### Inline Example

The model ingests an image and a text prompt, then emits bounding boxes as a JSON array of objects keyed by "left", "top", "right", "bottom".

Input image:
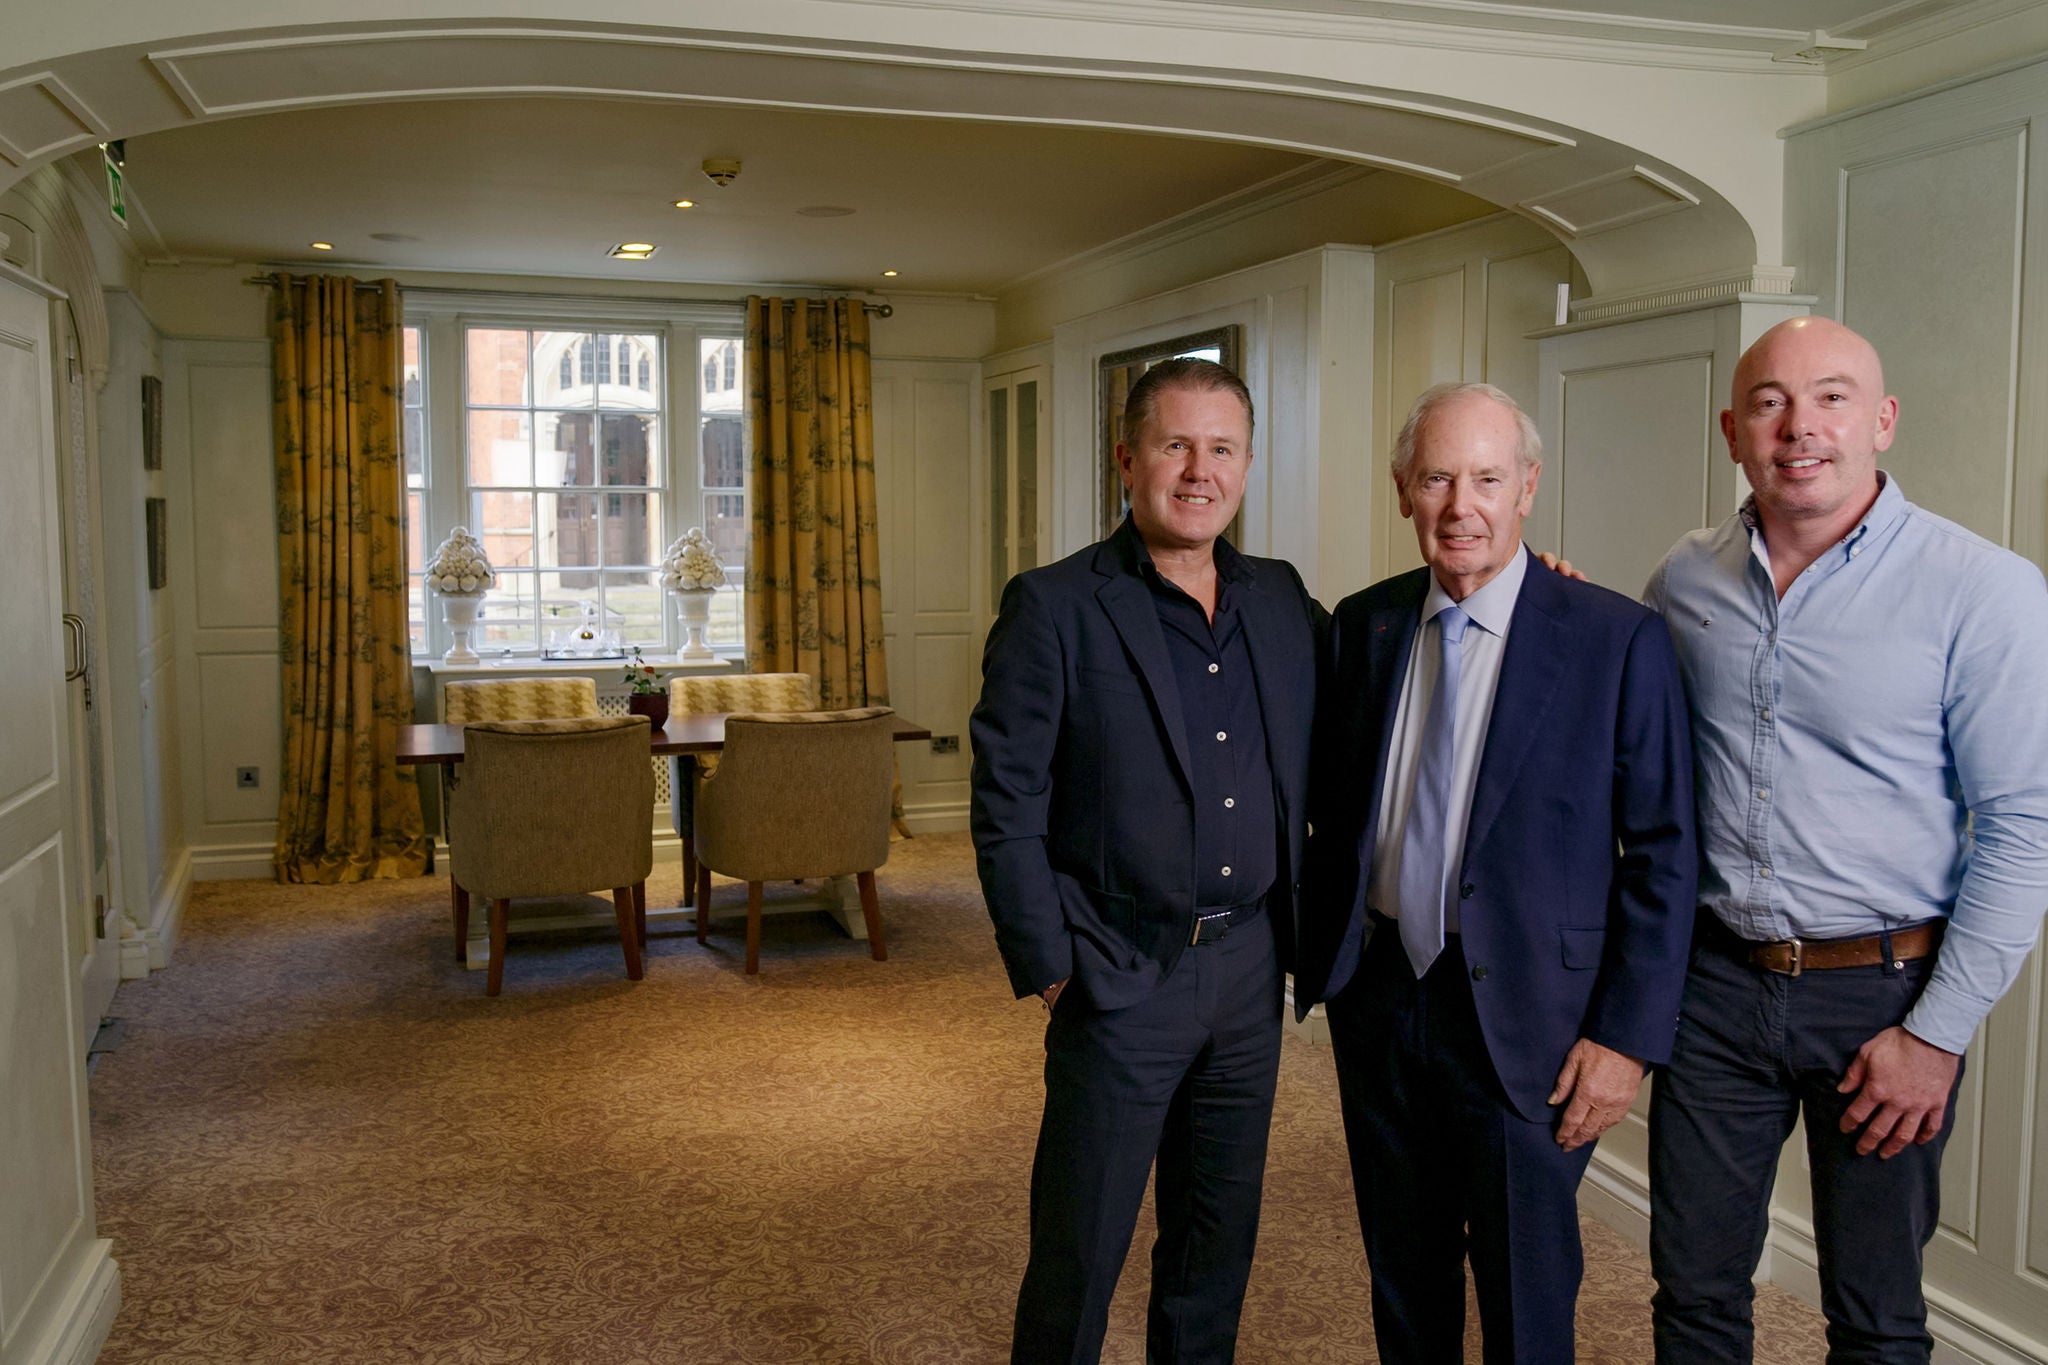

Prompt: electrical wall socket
[
  {"left": 930, "top": 735, "right": 960, "bottom": 755},
  {"left": 235, "top": 766, "right": 260, "bottom": 790}
]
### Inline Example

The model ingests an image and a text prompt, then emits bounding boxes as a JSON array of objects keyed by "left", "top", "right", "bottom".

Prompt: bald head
[{"left": 1721, "top": 315, "right": 1897, "bottom": 542}]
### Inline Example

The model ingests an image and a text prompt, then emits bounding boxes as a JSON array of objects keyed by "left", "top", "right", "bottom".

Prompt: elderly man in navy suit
[
  {"left": 1297, "top": 382, "right": 1697, "bottom": 1363},
  {"left": 971, "top": 358, "right": 1320, "bottom": 1364}
]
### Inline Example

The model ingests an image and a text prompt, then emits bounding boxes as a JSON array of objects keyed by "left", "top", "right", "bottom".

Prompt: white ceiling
[
  {"left": 108, "top": 1, "right": 1939, "bottom": 296},
  {"left": 117, "top": 97, "right": 1500, "bottom": 295}
]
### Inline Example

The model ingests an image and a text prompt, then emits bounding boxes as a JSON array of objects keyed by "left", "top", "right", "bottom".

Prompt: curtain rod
[{"left": 242, "top": 274, "right": 893, "bottom": 317}]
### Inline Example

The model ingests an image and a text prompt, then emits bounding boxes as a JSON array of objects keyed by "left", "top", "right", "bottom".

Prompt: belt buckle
[
  {"left": 1769, "top": 937, "right": 1804, "bottom": 977},
  {"left": 1190, "top": 911, "right": 1229, "bottom": 946}
]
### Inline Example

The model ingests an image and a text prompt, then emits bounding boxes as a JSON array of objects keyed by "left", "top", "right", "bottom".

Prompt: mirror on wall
[{"left": 1097, "top": 325, "right": 1243, "bottom": 542}]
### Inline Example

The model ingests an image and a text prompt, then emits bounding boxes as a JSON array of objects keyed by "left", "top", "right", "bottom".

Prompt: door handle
[{"left": 62, "top": 612, "right": 87, "bottom": 681}]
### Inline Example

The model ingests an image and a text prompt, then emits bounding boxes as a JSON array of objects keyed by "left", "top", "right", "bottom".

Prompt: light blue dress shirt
[
  {"left": 1371, "top": 545, "right": 1529, "bottom": 936},
  {"left": 1643, "top": 475, "right": 2048, "bottom": 1053}
]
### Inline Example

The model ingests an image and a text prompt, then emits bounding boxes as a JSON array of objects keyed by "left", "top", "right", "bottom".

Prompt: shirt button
[
  {"left": 1221, "top": 865, "right": 1232, "bottom": 877},
  {"left": 1757, "top": 789, "right": 1769, "bottom": 800},
  {"left": 1761, "top": 709, "right": 1772, "bottom": 721},
  {"left": 1224, "top": 798, "right": 1235, "bottom": 809},
  {"left": 1208, "top": 663, "right": 1219, "bottom": 673},
  {"left": 1759, "top": 867, "right": 1773, "bottom": 879},
  {"left": 1216, "top": 731, "right": 1228, "bottom": 742}
]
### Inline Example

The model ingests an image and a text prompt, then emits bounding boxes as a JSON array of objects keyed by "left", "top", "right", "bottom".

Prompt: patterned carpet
[{"left": 90, "top": 832, "right": 1829, "bottom": 1363}]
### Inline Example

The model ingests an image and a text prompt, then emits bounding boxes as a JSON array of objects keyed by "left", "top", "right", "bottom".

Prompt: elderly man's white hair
[{"left": 1391, "top": 382, "right": 1542, "bottom": 481}]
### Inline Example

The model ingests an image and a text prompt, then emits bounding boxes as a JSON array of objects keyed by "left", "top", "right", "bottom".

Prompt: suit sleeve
[
  {"left": 1586, "top": 609, "right": 1698, "bottom": 1065},
  {"left": 969, "top": 573, "right": 1073, "bottom": 999}
]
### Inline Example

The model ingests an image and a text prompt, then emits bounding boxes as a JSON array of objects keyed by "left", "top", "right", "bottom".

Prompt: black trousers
[
  {"left": 1012, "top": 911, "right": 1282, "bottom": 1365},
  {"left": 1328, "top": 925, "right": 1596, "bottom": 1365},
  {"left": 1650, "top": 930, "right": 1960, "bottom": 1364}
]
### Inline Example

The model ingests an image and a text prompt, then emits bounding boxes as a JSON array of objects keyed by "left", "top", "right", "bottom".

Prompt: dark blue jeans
[
  {"left": 1649, "top": 931, "right": 1961, "bottom": 1364},
  {"left": 1012, "top": 911, "right": 1282, "bottom": 1365}
]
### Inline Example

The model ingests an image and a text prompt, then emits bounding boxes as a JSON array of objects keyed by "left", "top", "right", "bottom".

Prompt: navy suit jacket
[
  {"left": 970, "top": 522, "right": 1320, "bottom": 1011},
  {"left": 1297, "top": 549, "right": 1697, "bottom": 1120}
]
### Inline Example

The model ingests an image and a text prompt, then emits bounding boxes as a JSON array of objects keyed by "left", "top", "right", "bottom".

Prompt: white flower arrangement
[
  {"left": 424, "top": 527, "right": 497, "bottom": 596},
  {"left": 660, "top": 528, "right": 728, "bottom": 591}
]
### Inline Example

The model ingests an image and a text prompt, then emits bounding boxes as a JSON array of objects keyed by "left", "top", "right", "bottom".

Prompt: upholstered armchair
[
  {"left": 448, "top": 717, "right": 655, "bottom": 996},
  {"left": 443, "top": 676, "right": 600, "bottom": 723},
  {"left": 692, "top": 706, "right": 895, "bottom": 974},
  {"left": 666, "top": 672, "right": 818, "bottom": 906}
]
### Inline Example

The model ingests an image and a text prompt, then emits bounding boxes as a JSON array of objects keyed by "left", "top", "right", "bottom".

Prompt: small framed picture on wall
[
  {"left": 141, "top": 374, "right": 163, "bottom": 471},
  {"left": 146, "top": 497, "right": 167, "bottom": 589}
]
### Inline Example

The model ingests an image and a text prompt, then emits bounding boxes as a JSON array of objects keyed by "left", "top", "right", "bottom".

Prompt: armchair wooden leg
[
  {"left": 487, "top": 898, "right": 510, "bottom": 996},
  {"left": 695, "top": 864, "right": 713, "bottom": 942},
  {"left": 858, "top": 870, "right": 887, "bottom": 961},
  {"left": 452, "top": 880, "right": 470, "bottom": 962},
  {"left": 745, "top": 881, "right": 764, "bottom": 975},
  {"left": 681, "top": 837, "right": 696, "bottom": 907},
  {"left": 614, "top": 886, "right": 645, "bottom": 981},
  {"left": 633, "top": 880, "right": 647, "bottom": 950}
]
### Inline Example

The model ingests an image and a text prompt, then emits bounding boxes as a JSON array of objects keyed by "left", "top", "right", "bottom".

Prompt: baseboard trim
[
  {"left": 188, "top": 841, "right": 275, "bottom": 881},
  {"left": 138, "top": 846, "right": 195, "bottom": 972},
  {"left": 1580, "top": 1151, "right": 1653, "bottom": 1253},
  {"left": 902, "top": 802, "right": 968, "bottom": 835},
  {"left": 18, "top": 1239, "right": 119, "bottom": 1365}
]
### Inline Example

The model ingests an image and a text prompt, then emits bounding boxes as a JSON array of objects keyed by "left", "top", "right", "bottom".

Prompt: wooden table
[
  {"left": 397, "top": 712, "right": 932, "bottom": 764},
  {"left": 399, "top": 712, "right": 932, "bottom": 966}
]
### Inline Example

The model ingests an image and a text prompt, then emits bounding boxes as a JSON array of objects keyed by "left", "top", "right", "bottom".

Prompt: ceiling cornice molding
[
  {"left": 807, "top": 0, "right": 1835, "bottom": 73},
  {"left": 995, "top": 161, "right": 1381, "bottom": 294},
  {"left": 1815, "top": 0, "right": 2047, "bottom": 76}
]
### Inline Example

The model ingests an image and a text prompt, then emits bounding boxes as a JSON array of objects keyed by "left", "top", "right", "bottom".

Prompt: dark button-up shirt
[{"left": 1139, "top": 538, "right": 1277, "bottom": 910}]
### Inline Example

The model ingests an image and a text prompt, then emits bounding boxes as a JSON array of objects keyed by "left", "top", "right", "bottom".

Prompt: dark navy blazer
[
  {"left": 1297, "top": 549, "right": 1698, "bottom": 1120},
  {"left": 970, "top": 523, "right": 1321, "bottom": 1012}
]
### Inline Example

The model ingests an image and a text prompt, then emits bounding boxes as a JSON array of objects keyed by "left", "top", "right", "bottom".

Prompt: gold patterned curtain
[
  {"left": 744, "top": 297, "right": 890, "bottom": 708},
  {"left": 270, "top": 275, "right": 429, "bottom": 883}
]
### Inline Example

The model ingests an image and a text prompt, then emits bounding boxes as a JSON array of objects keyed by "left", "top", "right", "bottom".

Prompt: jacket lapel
[
  {"left": 1461, "top": 552, "right": 1568, "bottom": 864},
  {"left": 1357, "top": 570, "right": 1427, "bottom": 861},
  {"left": 1094, "top": 540, "right": 1195, "bottom": 797}
]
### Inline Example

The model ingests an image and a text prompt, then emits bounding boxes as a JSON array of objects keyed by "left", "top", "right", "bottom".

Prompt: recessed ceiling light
[
  {"left": 881, "top": 270, "right": 899, "bottom": 278},
  {"left": 310, "top": 241, "right": 334, "bottom": 251},
  {"left": 796, "top": 205, "right": 856, "bottom": 218},
  {"left": 609, "top": 242, "right": 659, "bottom": 260},
  {"left": 673, "top": 199, "right": 696, "bottom": 209}
]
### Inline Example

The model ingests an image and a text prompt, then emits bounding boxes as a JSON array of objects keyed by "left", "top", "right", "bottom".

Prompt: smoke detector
[{"left": 702, "top": 158, "right": 742, "bottom": 188}]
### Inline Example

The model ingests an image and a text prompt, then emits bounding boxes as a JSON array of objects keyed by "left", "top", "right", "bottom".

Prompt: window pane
[
  {"left": 473, "top": 490, "right": 535, "bottom": 570},
  {"left": 544, "top": 492, "right": 599, "bottom": 573},
  {"left": 407, "top": 576, "right": 425, "bottom": 651},
  {"left": 604, "top": 569, "right": 663, "bottom": 645},
  {"left": 466, "top": 328, "right": 529, "bottom": 406},
  {"left": 406, "top": 491, "right": 423, "bottom": 571},
  {"left": 704, "top": 493, "right": 746, "bottom": 568},
  {"left": 539, "top": 572, "right": 616, "bottom": 638},
  {"left": 468, "top": 410, "right": 531, "bottom": 486},
  {"left": 701, "top": 337, "right": 741, "bottom": 412},
  {"left": 601, "top": 413, "right": 657, "bottom": 487},
  {"left": 532, "top": 331, "right": 591, "bottom": 408},
  {"left": 537, "top": 411, "right": 595, "bottom": 486},
  {"left": 701, "top": 413, "right": 743, "bottom": 489},
  {"left": 705, "top": 586, "right": 743, "bottom": 647},
  {"left": 403, "top": 407, "right": 425, "bottom": 482},
  {"left": 601, "top": 491, "right": 655, "bottom": 568},
  {"left": 474, "top": 574, "right": 537, "bottom": 652},
  {"left": 600, "top": 334, "right": 660, "bottom": 409}
]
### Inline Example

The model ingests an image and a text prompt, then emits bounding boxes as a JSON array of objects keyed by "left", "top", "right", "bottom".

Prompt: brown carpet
[{"left": 91, "top": 832, "right": 1828, "bottom": 1363}]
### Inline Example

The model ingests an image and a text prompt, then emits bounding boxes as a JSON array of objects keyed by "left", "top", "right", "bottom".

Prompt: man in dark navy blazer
[
  {"left": 1297, "top": 382, "right": 1696, "bottom": 1363},
  {"left": 971, "top": 359, "right": 1319, "bottom": 1364}
]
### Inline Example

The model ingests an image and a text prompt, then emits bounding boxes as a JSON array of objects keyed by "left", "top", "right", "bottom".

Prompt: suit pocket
[
  {"left": 1560, "top": 926, "right": 1607, "bottom": 970},
  {"left": 1078, "top": 665, "right": 1145, "bottom": 698}
]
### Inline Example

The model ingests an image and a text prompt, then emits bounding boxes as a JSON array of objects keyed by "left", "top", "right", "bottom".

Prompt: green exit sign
[{"left": 102, "top": 143, "right": 126, "bottom": 228}]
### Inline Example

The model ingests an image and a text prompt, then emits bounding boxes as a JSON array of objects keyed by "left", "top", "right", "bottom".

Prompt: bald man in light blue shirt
[{"left": 1643, "top": 317, "right": 2048, "bottom": 1364}]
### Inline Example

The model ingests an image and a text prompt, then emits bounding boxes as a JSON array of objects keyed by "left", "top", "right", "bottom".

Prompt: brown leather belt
[{"left": 1743, "top": 922, "right": 1944, "bottom": 977}]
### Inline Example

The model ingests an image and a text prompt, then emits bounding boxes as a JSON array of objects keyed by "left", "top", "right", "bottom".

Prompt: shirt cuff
[{"left": 1902, "top": 977, "right": 1984, "bottom": 1056}]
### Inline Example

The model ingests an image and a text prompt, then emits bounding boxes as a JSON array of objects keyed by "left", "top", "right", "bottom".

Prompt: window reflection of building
[{"left": 551, "top": 411, "right": 651, "bottom": 587}]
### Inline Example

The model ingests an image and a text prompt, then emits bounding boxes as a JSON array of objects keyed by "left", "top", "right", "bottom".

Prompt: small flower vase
[
  {"left": 440, "top": 591, "right": 484, "bottom": 665},
  {"left": 627, "top": 691, "right": 670, "bottom": 731},
  {"left": 673, "top": 588, "right": 717, "bottom": 661}
]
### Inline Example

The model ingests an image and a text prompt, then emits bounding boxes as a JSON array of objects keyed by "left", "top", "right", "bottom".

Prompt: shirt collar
[
  {"left": 1739, "top": 471, "right": 1907, "bottom": 564},
  {"left": 1422, "top": 541, "right": 1528, "bottom": 638},
  {"left": 1121, "top": 517, "right": 1256, "bottom": 586}
]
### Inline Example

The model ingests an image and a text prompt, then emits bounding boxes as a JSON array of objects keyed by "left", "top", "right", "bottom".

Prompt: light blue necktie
[{"left": 1398, "top": 605, "right": 1470, "bottom": 978}]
